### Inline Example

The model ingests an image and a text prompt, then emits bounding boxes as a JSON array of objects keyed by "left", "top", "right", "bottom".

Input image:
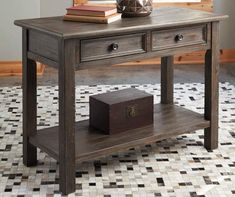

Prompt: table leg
[
  {"left": 204, "top": 22, "right": 220, "bottom": 150},
  {"left": 22, "top": 29, "right": 37, "bottom": 167},
  {"left": 161, "top": 56, "right": 174, "bottom": 104},
  {"left": 58, "top": 39, "right": 76, "bottom": 195}
]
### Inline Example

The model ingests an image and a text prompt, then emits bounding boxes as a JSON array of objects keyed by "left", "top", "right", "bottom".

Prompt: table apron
[{"left": 26, "top": 22, "right": 211, "bottom": 69}]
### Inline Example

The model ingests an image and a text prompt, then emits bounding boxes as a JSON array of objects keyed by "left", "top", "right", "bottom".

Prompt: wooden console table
[{"left": 15, "top": 7, "right": 227, "bottom": 195}]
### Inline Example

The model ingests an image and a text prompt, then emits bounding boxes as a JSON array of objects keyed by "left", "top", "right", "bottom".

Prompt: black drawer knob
[
  {"left": 175, "top": 34, "right": 184, "bottom": 42},
  {"left": 110, "top": 43, "right": 119, "bottom": 51}
]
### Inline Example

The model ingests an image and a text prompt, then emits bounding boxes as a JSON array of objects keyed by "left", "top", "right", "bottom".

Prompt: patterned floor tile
[{"left": 0, "top": 83, "right": 235, "bottom": 196}]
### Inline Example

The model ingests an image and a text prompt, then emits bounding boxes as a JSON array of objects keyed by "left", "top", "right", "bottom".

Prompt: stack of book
[{"left": 64, "top": 5, "right": 121, "bottom": 24}]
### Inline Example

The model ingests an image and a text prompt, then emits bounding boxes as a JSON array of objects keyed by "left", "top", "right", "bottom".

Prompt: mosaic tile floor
[{"left": 0, "top": 83, "right": 235, "bottom": 197}]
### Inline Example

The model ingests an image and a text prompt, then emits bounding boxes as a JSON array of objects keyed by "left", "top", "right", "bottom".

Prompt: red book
[{"left": 66, "top": 5, "right": 117, "bottom": 17}]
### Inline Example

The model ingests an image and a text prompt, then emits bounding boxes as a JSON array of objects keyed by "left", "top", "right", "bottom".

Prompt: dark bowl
[{"left": 116, "top": 0, "right": 153, "bottom": 17}]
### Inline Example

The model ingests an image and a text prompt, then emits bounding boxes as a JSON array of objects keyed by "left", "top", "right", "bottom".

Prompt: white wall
[
  {"left": 0, "top": 0, "right": 40, "bottom": 60},
  {"left": 40, "top": 0, "right": 72, "bottom": 17},
  {"left": 0, "top": 0, "right": 72, "bottom": 61},
  {"left": 214, "top": 0, "right": 235, "bottom": 49},
  {"left": 0, "top": 0, "right": 234, "bottom": 60}
]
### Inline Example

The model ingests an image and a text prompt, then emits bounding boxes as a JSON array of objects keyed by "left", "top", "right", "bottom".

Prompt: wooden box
[{"left": 89, "top": 88, "right": 153, "bottom": 135}]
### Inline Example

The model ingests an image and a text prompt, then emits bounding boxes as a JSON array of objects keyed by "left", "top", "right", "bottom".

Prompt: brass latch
[{"left": 126, "top": 105, "right": 138, "bottom": 118}]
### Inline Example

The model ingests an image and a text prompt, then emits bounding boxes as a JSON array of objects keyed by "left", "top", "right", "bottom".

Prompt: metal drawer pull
[
  {"left": 110, "top": 43, "right": 119, "bottom": 51},
  {"left": 175, "top": 34, "right": 184, "bottom": 42}
]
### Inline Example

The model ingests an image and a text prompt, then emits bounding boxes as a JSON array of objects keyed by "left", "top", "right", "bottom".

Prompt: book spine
[
  {"left": 63, "top": 15, "right": 107, "bottom": 24},
  {"left": 67, "top": 10, "right": 105, "bottom": 17}
]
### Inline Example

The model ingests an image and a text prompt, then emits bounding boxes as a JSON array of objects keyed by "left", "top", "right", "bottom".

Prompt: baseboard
[
  {"left": 117, "top": 49, "right": 235, "bottom": 66},
  {"left": 0, "top": 61, "right": 45, "bottom": 76}
]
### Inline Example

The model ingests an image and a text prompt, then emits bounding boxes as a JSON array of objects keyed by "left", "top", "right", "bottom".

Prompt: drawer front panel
[
  {"left": 152, "top": 24, "right": 207, "bottom": 51},
  {"left": 81, "top": 33, "right": 146, "bottom": 62}
]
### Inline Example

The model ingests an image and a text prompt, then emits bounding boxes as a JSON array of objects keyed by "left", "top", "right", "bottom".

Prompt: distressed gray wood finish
[
  {"left": 58, "top": 39, "right": 76, "bottom": 194},
  {"left": 152, "top": 24, "right": 207, "bottom": 51},
  {"left": 22, "top": 29, "right": 37, "bottom": 167},
  {"left": 161, "top": 56, "right": 174, "bottom": 104},
  {"left": 15, "top": 7, "right": 226, "bottom": 39},
  {"left": 29, "top": 104, "right": 210, "bottom": 163},
  {"left": 81, "top": 33, "right": 146, "bottom": 62},
  {"left": 15, "top": 7, "right": 227, "bottom": 195},
  {"left": 204, "top": 22, "right": 220, "bottom": 150},
  {"left": 78, "top": 43, "right": 210, "bottom": 69},
  {"left": 28, "top": 30, "right": 59, "bottom": 61}
]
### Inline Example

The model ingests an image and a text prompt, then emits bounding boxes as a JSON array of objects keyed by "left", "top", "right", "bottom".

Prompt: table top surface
[{"left": 15, "top": 7, "right": 227, "bottom": 39}]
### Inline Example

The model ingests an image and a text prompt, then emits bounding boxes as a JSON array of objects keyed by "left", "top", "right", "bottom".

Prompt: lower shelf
[{"left": 29, "top": 104, "right": 210, "bottom": 163}]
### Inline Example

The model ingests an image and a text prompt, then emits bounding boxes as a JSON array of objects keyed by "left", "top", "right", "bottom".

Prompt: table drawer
[
  {"left": 80, "top": 33, "right": 146, "bottom": 62},
  {"left": 152, "top": 24, "right": 208, "bottom": 51}
]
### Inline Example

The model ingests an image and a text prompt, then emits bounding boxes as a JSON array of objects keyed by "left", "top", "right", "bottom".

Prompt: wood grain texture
[
  {"left": 14, "top": 7, "right": 227, "bottom": 39},
  {"left": 89, "top": 88, "right": 154, "bottom": 134},
  {"left": 73, "top": 0, "right": 213, "bottom": 66},
  {"left": 81, "top": 33, "right": 146, "bottom": 62},
  {"left": 58, "top": 39, "right": 76, "bottom": 195},
  {"left": 152, "top": 24, "right": 207, "bottom": 51},
  {"left": 28, "top": 30, "right": 59, "bottom": 61},
  {"left": 204, "top": 21, "right": 220, "bottom": 150},
  {"left": 0, "top": 61, "right": 44, "bottom": 76},
  {"left": 78, "top": 43, "right": 210, "bottom": 69},
  {"left": 22, "top": 28, "right": 37, "bottom": 167},
  {"left": 154, "top": 0, "right": 213, "bottom": 12},
  {"left": 16, "top": 7, "right": 227, "bottom": 195},
  {"left": 117, "top": 49, "right": 235, "bottom": 66},
  {"left": 29, "top": 104, "right": 210, "bottom": 163},
  {"left": 77, "top": 22, "right": 211, "bottom": 68},
  {"left": 27, "top": 52, "right": 59, "bottom": 69},
  {"left": 161, "top": 56, "right": 174, "bottom": 104}
]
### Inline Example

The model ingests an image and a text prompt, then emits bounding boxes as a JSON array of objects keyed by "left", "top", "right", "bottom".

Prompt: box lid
[{"left": 90, "top": 88, "right": 152, "bottom": 105}]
